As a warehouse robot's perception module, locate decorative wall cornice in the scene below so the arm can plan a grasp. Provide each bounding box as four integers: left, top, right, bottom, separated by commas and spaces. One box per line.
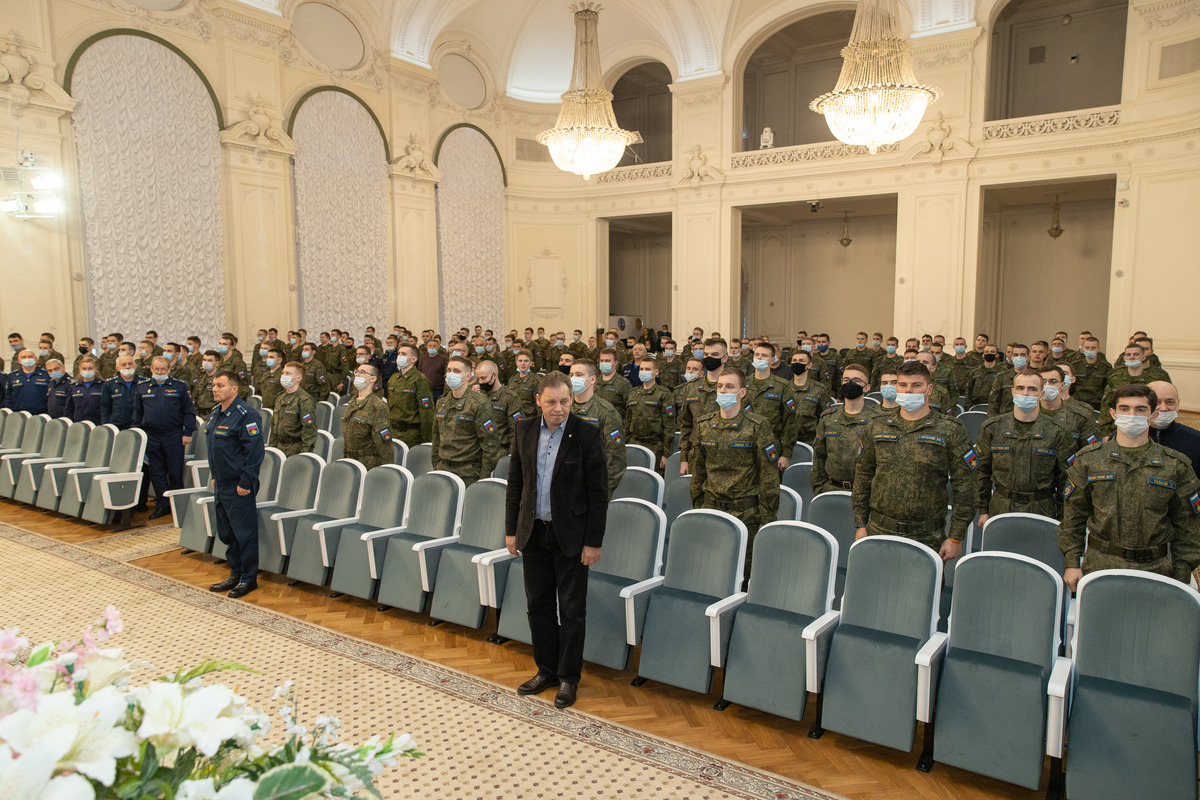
92, 0, 216, 42
390, 134, 441, 182
279, 38, 386, 93
0, 31, 76, 118
1134, 0, 1200, 30
982, 109, 1121, 140
219, 98, 297, 156
669, 74, 728, 109
730, 141, 900, 169
909, 26, 983, 70
596, 163, 674, 183
388, 63, 436, 97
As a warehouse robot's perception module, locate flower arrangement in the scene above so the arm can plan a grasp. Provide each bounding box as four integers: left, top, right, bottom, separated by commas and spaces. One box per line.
0, 607, 421, 799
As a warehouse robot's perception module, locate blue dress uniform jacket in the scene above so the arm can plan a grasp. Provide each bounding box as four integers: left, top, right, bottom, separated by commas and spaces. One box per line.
100, 377, 146, 430
64, 380, 104, 424
5, 368, 51, 414
132, 377, 197, 437
206, 399, 266, 585
46, 375, 72, 418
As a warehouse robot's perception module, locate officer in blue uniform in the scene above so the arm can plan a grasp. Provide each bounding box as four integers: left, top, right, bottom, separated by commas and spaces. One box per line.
100, 355, 145, 430
133, 356, 197, 520
5, 350, 50, 414
65, 358, 104, 424
206, 369, 265, 599
45, 360, 71, 418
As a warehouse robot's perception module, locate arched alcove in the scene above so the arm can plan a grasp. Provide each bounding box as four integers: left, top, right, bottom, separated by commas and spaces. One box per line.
611, 61, 673, 166
987, 0, 1128, 121
739, 10, 856, 151
434, 125, 506, 334
68, 31, 225, 345
291, 88, 390, 337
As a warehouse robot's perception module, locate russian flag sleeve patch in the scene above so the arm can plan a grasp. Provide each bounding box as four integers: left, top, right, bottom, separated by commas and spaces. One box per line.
963, 447, 978, 469
246, 422, 260, 436
1190, 491, 1200, 515
420, 397, 431, 408
610, 429, 623, 444
482, 418, 496, 433
764, 442, 779, 461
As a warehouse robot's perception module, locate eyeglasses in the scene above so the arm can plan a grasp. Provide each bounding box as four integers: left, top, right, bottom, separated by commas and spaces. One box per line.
842, 378, 867, 387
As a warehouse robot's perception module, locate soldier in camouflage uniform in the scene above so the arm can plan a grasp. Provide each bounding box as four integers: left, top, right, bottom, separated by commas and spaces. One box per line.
946, 338, 976, 396
690, 367, 781, 583
870, 338, 904, 388
341, 364, 393, 470
98, 336, 119, 379
298, 344, 329, 401
268, 363, 318, 456
975, 370, 1074, 524
185, 337, 203, 372
1060, 383, 1200, 592
965, 345, 1003, 407
1046, 336, 1084, 374
1098, 342, 1172, 436
567, 329, 591, 361
569, 359, 627, 497
132, 341, 154, 379
853, 362, 977, 558
787, 350, 833, 444
988, 343, 1027, 417
167, 343, 198, 389
432, 357, 501, 486
745, 342, 797, 469
812, 364, 874, 494
657, 339, 683, 390
928, 344, 959, 401
475, 360, 523, 452
678, 341, 727, 474
1071, 336, 1110, 410
841, 332, 876, 378
673, 358, 704, 433
192, 352, 221, 417
625, 356, 676, 470
596, 349, 632, 419
257, 349, 285, 411
1037, 365, 1100, 457
387, 345, 435, 447
507, 349, 539, 418
216, 335, 251, 400
916, 351, 956, 415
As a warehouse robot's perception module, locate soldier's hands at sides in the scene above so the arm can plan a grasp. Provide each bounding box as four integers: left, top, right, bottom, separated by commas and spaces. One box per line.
679, 461, 689, 476
658, 455, 667, 470
977, 513, 989, 528
581, 546, 601, 567
1064, 568, 1083, 593
855, 527, 868, 541
778, 456, 789, 471
938, 538, 962, 562
505, 535, 518, 556
182, 435, 192, 445
236, 485, 251, 496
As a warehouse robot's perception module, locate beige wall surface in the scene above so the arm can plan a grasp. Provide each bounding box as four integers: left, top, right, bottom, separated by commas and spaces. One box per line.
1, 0, 1199, 405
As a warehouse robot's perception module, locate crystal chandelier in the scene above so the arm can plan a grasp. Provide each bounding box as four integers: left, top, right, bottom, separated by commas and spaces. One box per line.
810, 0, 941, 154
537, 3, 636, 180
1047, 196, 1065, 239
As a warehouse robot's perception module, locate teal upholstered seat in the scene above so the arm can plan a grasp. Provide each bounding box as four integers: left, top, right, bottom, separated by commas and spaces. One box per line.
45, 423, 114, 514
328, 465, 413, 601
16, 420, 90, 506
429, 478, 509, 628
284, 459, 368, 585
248, 452, 323, 571
374, 470, 464, 613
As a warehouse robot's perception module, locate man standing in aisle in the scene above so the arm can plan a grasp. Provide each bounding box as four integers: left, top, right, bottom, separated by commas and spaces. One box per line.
134, 356, 197, 520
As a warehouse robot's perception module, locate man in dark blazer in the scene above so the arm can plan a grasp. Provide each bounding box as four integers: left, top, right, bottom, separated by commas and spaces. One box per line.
506, 370, 609, 709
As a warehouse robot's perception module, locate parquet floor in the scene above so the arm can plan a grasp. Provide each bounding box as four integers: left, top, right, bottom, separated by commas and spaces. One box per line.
0, 498, 1043, 800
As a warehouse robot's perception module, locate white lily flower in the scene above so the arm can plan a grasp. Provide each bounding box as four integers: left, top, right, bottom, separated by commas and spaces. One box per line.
0, 688, 136, 786
0, 737, 96, 800
134, 683, 254, 757
81, 649, 132, 693
177, 777, 256, 800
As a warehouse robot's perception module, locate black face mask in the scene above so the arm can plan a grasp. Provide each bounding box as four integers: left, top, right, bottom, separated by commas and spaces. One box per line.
558, 364, 571, 375
702, 356, 723, 372
479, 380, 495, 392
841, 381, 865, 400
78, 345, 89, 354
983, 353, 997, 363
791, 362, 809, 376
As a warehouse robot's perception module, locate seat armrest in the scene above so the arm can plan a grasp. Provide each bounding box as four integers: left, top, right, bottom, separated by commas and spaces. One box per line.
95, 471, 145, 511
802, 610, 841, 693
915, 632, 950, 723
269, 508, 316, 522
185, 459, 209, 469
162, 486, 207, 498
66, 466, 107, 476
413, 535, 461, 592
1046, 656, 1074, 758
313, 517, 359, 567
704, 592, 749, 668
472, 548, 518, 606
197, 495, 216, 506
1064, 597, 1078, 657
619, 576, 665, 646
360, 526, 409, 579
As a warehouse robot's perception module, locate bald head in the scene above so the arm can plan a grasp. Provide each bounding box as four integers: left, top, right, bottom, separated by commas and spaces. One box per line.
1148, 381, 1178, 406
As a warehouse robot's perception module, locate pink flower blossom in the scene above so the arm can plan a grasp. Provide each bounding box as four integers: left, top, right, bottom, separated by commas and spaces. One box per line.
0, 629, 27, 661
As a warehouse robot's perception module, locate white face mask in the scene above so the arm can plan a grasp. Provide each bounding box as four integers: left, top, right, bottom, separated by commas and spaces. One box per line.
353, 375, 371, 391
1042, 385, 1061, 402
279, 374, 295, 388
119, 368, 136, 379
1151, 409, 1177, 429
1113, 414, 1150, 437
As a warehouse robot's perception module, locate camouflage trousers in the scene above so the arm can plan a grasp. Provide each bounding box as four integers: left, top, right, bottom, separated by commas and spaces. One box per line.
393, 426, 425, 449
987, 493, 1059, 520
345, 449, 387, 471
440, 460, 484, 487
865, 521, 943, 554
1082, 551, 1178, 581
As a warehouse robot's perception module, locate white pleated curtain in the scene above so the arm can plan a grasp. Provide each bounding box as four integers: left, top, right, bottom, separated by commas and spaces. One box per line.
291, 91, 389, 339
435, 127, 506, 334
71, 35, 225, 346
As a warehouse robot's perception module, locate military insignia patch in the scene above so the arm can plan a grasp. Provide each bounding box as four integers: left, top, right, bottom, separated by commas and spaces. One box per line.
246, 422, 259, 436
483, 419, 496, 433
302, 413, 314, 425
665, 405, 675, 418
1064, 478, 1075, 499
1085, 434, 1098, 445
512, 411, 523, 420
874, 433, 898, 442
785, 397, 796, 411
962, 448, 978, 468
1067, 452, 1077, 466
420, 397, 431, 408
610, 429, 623, 444
379, 428, 390, 440
1190, 492, 1200, 514
764, 443, 779, 461
1087, 473, 1115, 482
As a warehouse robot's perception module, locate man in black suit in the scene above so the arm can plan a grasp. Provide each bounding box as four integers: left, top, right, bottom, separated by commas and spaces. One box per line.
506, 370, 609, 709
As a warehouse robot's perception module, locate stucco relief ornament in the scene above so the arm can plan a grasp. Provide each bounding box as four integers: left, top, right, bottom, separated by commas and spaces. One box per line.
392, 134, 442, 181
219, 96, 297, 157
677, 144, 721, 190
0, 31, 33, 115
906, 113, 974, 172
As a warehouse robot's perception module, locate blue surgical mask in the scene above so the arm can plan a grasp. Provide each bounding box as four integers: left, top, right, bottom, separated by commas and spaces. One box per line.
663, 349, 675, 358
598, 362, 613, 375
1051, 346, 1063, 356
1012, 356, 1028, 369
354, 375, 371, 391
895, 392, 926, 411
638, 370, 653, 384
573, 334, 581, 341
872, 340, 882, 348
152, 372, 169, 383
279, 374, 295, 388
1083, 350, 1097, 360
445, 372, 465, 390
801, 344, 812, 352
258, 348, 268, 357
880, 385, 898, 401
265, 358, 277, 368
692, 348, 704, 359
397, 356, 410, 369
953, 345, 966, 354
1012, 394, 1039, 411
682, 372, 699, 382
427, 347, 438, 356
217, 344, 229, 354
605, 338, 616, 347
885, 345, 897, 355
1042, 385, 1061, 401
475, 346, 485, 354
855, 342, 865, 349
817, 344, 829, 353
751, 358, 769, 372
81, 370, 96, 381
49, 370, 64, 381
715, 392, 739, 410
1124, 359, 1142, 369
570, 376, 587, 395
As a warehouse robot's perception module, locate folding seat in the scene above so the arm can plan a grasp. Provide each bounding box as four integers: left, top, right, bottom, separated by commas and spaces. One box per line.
613, 466, 664, 505
258, 409, 273, 448
625, 444, 655, 470
242, 452, 323, 570
633, 509, 748, 694
781, 462, 814, 521
405, 442, 434, 478
663, 452, 682, 488
661, 474, 693, 540
329, 436, 344, 462
982, 512, 1072, 645
15, 420, 89, 505
807, 536, 943, 751
282, 458, 367, 584
807, 491, 855, 608
916, 551, 1065, 790
719, 521, 838, 720
2, 416, 61, 498
329, 406, 343, 439
1052, 571, 1200, 800
172, 448, 284, 554
0, 411, 30, 457
956, 410, 987, 443
790, 441, 814, 463
43, 424, 114, 514
0, 407, 10, 436
328, 392, 341, 406
314, 400, 335, 432
328, 465, 413, 601
672, 430, 680, 454
490, 553, 532, 645
184, 418, 209, 488
491, 454, 510, 479
75, 428, 147, 527
428, 478, 508, 628
776, 485, 802, 521
583, 498, 666, 670
313, 430, 333, 462
373, 471, 465, 613
391, 439, 409, 467
246, 395, 262, 411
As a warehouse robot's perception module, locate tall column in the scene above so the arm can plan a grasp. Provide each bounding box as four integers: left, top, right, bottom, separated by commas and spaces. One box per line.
894, 182, 971, 337
389, 138, 441, 332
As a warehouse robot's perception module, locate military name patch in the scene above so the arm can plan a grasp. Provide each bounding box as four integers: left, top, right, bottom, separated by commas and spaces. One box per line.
874, 433, 898, 442
610, 429, 623, 444
823, 430, 838, 437
1087, 473, 1115, 482
401, 388, 415, 394
804, 396, 819, 403
700, 439, 717, 447
1148, 477, 1177, 490
246, 422, 259, 436
963, 448, 978, 469
482, 419, 496, 433
644, 400, 659, 406
1033, 447, 1056, 456
991, 445, 1011, 452
765, 392, 780, 400
456, 415, 474, 422
730, 441, 753, 449
764, 442, 779, 461
918, 434, 946, 445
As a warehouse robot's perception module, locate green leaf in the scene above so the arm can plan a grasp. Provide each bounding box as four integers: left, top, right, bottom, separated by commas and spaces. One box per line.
159, 659, 260, 684
252, 763, 330, 800
25, 642, 53, 667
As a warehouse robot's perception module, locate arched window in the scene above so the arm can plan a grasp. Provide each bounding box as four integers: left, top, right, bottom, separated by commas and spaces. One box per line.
740, 11, 855, 151
67, 32, 225, 344
987, 0, 1127, 120
611, 62, 673, 166
290, 88, 389, 337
